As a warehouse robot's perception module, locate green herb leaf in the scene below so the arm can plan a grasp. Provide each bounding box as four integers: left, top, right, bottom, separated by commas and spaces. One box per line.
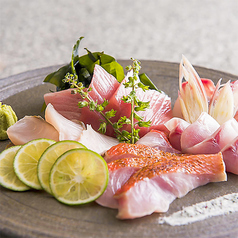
98, 122, 107, 134
43, 37, 125, 90
102, 61, 124, 83
105, 109, 116, 119
139, 73, 160, 92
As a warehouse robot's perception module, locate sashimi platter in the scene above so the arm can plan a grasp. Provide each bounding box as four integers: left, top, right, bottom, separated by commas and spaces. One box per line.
1, 38, 238, 237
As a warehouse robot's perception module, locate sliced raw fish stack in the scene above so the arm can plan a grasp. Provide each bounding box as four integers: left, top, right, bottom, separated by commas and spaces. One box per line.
7, 104, 118, 155
99, 143, 226, 219
96, 156, 163, 208
180, 112, 220, 153
164, 113, 238, 174
44, 64, 173, 138
184, 118, 238, 154
221, 138, 238, 174
114, 152, 226, 219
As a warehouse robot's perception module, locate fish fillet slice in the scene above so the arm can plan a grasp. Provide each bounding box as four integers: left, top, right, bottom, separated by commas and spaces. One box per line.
96, 156, 165, 208
114, 152, 226, 219
103, 143, 162, 163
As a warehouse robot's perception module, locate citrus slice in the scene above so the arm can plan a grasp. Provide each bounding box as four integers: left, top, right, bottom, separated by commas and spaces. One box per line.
0, 145, 30, 191
14, 138, 55, 190
38, 140, 86, 194
50, 148, 109, 205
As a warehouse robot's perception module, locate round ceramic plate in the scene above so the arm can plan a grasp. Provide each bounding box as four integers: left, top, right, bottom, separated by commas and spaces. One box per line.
1, 60, 238, 238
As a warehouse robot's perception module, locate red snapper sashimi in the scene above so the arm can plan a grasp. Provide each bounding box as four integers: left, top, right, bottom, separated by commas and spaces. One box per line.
96, 156, 164, 208
103, 143, 162, 163
114, 152, 226, 219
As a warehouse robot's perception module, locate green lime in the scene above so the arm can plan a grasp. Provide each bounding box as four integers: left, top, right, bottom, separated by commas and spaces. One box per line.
0, 145, 30, 191
50, 148, 109, 205
14, 138, 55, 189
38, 140, 86, 194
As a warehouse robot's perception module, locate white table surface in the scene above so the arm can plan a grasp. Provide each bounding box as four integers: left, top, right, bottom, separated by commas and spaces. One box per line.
0, 0, 238, 79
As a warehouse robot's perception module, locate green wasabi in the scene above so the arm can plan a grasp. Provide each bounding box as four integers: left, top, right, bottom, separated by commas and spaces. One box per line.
0, 102, 18, 140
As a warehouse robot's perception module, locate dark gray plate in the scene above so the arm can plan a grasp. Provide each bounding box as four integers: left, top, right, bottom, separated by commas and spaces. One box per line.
1, 61, 238, 238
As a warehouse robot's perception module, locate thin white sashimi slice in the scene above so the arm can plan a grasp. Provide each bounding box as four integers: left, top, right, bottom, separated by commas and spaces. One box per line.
180, 112, 220, 152
184, 118, 238, 155
164, 117, 190, 151
96, 156, 163, 208
136, 130, 180, 153
114, 152, 226, 219
78, 125, 119, 155
7, 116, 59, 145
45, 103, 85, 141
221, 136, 238, 175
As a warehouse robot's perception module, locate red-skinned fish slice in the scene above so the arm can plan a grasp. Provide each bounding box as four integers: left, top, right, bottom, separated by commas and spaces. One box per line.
96, 156, 165, 208
103, 143, 162, 163
114, 152, 226, 219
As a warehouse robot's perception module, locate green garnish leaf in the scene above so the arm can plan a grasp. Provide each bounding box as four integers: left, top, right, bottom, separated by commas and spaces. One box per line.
43, 37, 125, 90
98, 122, 107, 134
139, 73, 160, 92
105, 109, 116, 119
102, 61, 125, 83
78, 101, 88, 108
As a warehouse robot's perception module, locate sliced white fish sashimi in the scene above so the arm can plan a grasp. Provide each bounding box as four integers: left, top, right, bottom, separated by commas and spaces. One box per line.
184, 118, 238, 155
78, 125, 119, 155
164, 117, 190, 151
221, 137, 238, 174
181, 112, 220, 152
136, 130, 180, 153
45, 103, 85, 141
7, 116, 59, 145
114, 152, 226, 219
